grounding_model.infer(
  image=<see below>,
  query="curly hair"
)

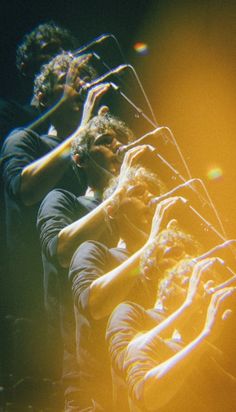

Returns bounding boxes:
[71,112,134,162]
[33,52,96,107]
[16,21,77,77]
[157,257,196,303]
[140,226,201,284]
[103,165,166,202]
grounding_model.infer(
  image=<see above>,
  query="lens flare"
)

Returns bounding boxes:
[207,167,223,181]
[133,42,149,55]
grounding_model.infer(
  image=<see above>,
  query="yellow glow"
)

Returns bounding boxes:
[130,2,235,237]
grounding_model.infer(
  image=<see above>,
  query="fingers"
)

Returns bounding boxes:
[211,274,236,294]
[86,83,111,105]
[210,286,236,312]
[192,257,224,279]
[98,105,109,116]
[156,196,188,212]
[190,258,223,294]
[222,309,232,321]
[194,257,233,296]
[153,196,188,223]
[120,145,155,173]
[204,286,236,338]
[66,54,93,85]
[80,83,111,126]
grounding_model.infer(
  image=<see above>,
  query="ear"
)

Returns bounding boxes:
[36,91,47,109]
[72,153,82,166]
[167,219,179,231]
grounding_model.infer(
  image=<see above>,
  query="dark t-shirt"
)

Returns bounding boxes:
[37,189,101,380]
[1,128,86,316]
[0,101,47,316]
[37,188,119,318]
[37,189,120,384]
[69,240,130,410]
[0,99,43,149]
[106,302,164,412]
[107,302,236,412]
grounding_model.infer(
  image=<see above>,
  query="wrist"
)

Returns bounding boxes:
[103,191,122,220]
[146,230,160,248]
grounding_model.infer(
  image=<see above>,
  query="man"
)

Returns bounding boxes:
[36,110,134,369]
[0,24,78,370]
[61,163,167,410]
[0,52,109,396]
[0,21,78,146]
[36,112,147,408]
[1,51,108,314]
[106,221,236,411]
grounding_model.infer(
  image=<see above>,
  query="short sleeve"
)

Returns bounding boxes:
[37,189,90,262]
[106,302,149,376]
[69,240,109,313]
[1,128,43,201]
[124,328,172,405]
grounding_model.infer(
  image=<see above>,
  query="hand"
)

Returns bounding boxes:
[185,258,223,307]
[63,54,93,102]
[148,196,187,242]
[80,82,111,127]
[203,287,236,341]
[115,145,154,192]
[197,240,236,264]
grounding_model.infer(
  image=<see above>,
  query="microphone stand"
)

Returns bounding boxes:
[110,82,157,129]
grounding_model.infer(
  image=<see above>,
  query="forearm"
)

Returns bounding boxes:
[89,245,146,320]
[57,192,121,267]
[143,332,207,410]
[136,303,193,349]
[21,134,74,205]
[29,97,67,132]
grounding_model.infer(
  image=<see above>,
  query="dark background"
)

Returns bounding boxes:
[1,0,235,238]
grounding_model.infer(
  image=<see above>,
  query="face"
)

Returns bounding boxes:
[48,62,92,131]
[141,227,195,306]
[118,178,161,233]
[28,38,65,78]
[89,129,128,175]
[157,259,194,312]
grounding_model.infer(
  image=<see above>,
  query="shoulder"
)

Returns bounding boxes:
[1,128,41,155]
[72,240,109,263]
[109,246,130,265]
[40,188,77,208]
[37,188,78,228]
[39,191,97,220]
[69,240,110,281]
[107,301,146,336]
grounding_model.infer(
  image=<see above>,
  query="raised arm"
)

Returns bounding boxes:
[21,89,110,206]
[84,195,191,320]
[57,145,151,267]
[142,287,236,410]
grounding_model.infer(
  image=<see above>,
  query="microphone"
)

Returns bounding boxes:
[117,127,167,157]
[73,34,113,56]
[79,64,129,95]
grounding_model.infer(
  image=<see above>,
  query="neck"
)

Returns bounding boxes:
[51,101,82,140]
[86,187,103,201]
[53,121,78,140]
[120,216,147,252]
